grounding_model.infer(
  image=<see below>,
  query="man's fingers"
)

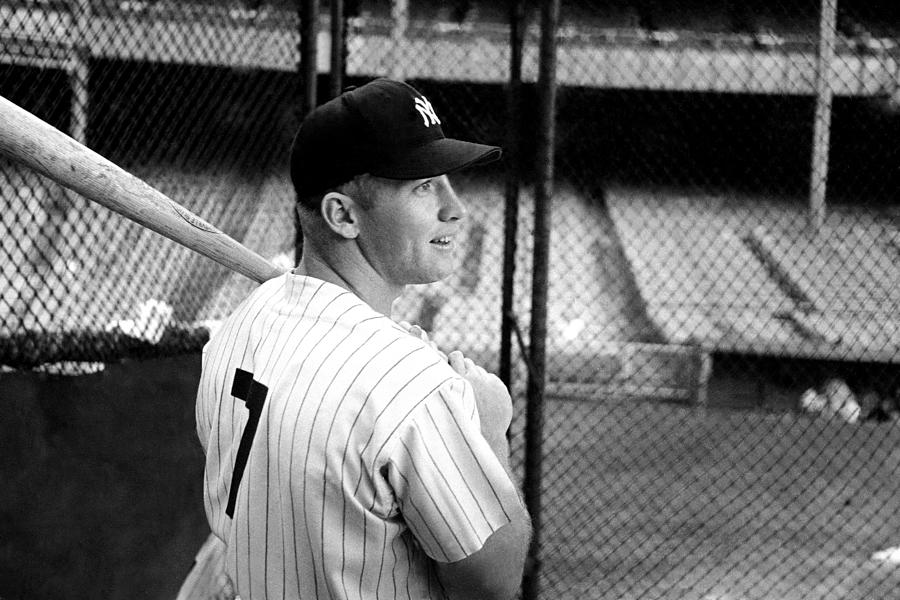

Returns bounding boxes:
[448,350,466,373]
[447,352,490,377]
[399,321,428,342]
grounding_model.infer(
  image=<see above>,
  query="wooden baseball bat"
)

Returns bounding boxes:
[0,95,285,284]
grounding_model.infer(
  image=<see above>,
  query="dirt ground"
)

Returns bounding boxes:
[531,396,900,600]
[0,354,210,600]
[3,351,900,600]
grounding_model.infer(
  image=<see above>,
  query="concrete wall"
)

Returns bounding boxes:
[0,354,209,600]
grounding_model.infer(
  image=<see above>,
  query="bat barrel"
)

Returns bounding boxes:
[0,95,284,284]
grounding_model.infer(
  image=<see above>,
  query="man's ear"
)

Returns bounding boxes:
[320,192,360,239]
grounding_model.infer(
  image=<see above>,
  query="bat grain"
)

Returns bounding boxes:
[0,95,284,284]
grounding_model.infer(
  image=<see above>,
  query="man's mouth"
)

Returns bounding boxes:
[430,236,454,248]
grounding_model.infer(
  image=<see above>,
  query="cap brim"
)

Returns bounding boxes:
[370,138,501,180]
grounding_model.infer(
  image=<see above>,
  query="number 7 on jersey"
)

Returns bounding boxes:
[226,368,268,518]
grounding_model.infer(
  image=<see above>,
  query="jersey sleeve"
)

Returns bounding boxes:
[386,377,522,563]
[195,344,213,450]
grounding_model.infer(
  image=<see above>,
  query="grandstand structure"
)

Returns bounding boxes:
[2,1,899,95]
[607,188,900,365]
[2,0,899,385]
[0,157,295,367]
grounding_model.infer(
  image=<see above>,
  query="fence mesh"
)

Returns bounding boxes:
[1,1,301,372]
[3,1,900,599]
[530,2,900,599]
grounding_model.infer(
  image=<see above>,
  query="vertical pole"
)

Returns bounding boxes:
[296,0,319,264]
[299,0,319,116]
[389,0,408,80]
[810,0,836,234]
[71,0,91,144]
[522,1,559,599]
[16,0,92,329]
[330,0,345,98]
[499,0,526,386]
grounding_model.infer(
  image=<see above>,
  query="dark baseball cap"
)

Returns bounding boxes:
[290,78,501,202]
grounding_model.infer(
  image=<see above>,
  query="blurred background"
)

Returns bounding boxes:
[1,1,899,598]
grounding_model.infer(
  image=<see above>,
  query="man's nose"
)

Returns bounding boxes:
[438,180,467,222]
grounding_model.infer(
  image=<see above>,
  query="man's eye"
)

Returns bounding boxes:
[415,180,432,193]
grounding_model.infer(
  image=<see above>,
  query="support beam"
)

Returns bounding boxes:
[3,5,897,97]
[499,0,526,387]
[299,0,319,116]
[522,1,560,599]
[389,0,409,80]
[330,0,344,98]
[70,0,91,144]
[809,0,837,234]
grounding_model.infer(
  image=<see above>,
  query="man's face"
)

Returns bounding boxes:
[354,174,468,286]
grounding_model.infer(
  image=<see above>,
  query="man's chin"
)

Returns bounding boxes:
[409,268,456,286]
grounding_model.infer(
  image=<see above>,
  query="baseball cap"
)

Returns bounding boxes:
[290,78,501,201]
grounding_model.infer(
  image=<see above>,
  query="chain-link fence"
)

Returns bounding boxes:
[1,0,301,372]
[524,2,900,599]
[3,1,900,599]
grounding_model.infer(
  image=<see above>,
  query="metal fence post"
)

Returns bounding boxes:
[499,0,527,386]
[299,0,319,117]
[810,0,837,234]
[522,1,560,599]
[329,0,345,98]
[71,0,90,145]
[389,0,409,80]
[296,0,319,263]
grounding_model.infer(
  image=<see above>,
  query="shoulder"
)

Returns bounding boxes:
[362,318,462,391]
[340,319,472,433]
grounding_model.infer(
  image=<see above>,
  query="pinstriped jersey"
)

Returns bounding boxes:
[196,273,521,599]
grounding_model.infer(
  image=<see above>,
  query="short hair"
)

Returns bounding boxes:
[297,173,378,213]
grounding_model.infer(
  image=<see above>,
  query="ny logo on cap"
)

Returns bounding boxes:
[414,96,441,127]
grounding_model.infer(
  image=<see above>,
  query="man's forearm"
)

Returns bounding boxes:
[436,503,533,600]
[484,434,516,481]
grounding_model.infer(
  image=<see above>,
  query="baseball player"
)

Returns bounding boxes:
[196,79,531,599]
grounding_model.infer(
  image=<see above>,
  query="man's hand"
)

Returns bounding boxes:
[447,350,512,458]
[396,321,446,359]
[396,321,512,458]
[397,323,530,600]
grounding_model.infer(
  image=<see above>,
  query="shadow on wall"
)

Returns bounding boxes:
[0,355,210,600]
